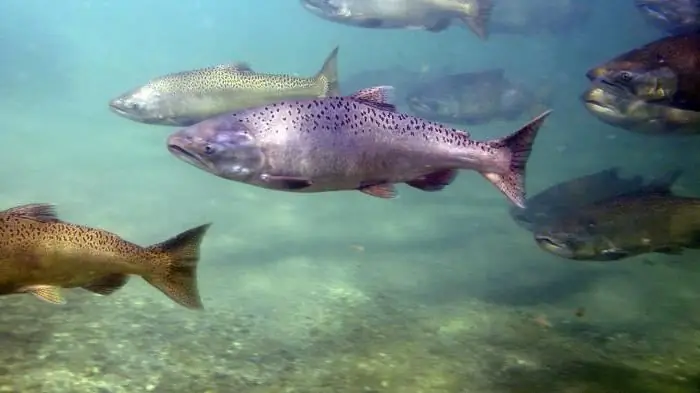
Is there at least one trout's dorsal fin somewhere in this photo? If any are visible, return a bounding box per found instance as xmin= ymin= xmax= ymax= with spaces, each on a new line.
xmin=350 ymin=86 xmax=397 ymax=111
xmin=216 ymin=62 xmax=253 ymax=72
xmin=1 ymin=203 xmax=59 ymax=222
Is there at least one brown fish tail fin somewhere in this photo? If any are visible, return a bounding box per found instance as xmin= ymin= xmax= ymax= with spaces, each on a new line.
xmin=481 ymin=110 xmax=552 ymax=208
xmin=315 ymin=46 xmax=340 ymax=97
xmin=456 ymin=0 xmax=493 ymax=40
xmin=144 ymin=223 xmax=212 ymax=310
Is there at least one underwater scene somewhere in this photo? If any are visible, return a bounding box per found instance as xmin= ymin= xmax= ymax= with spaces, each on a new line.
xmin=3 ymin=0 xmax=700 ymax=392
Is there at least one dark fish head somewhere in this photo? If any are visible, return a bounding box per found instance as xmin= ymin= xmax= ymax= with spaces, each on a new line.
xmin=534 ymin=225 xmax=630 ymax=262
xmin=109 ymin=84 xmax=176 ymax=126
xmin=593 ymin=67 xmax=678 ymax=102
xmin=166 ymin=117 xmax=265 ymax=182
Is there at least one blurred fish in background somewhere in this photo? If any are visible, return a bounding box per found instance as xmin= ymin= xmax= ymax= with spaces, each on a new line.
xmin=299 ymin=0 xmax=494 ymax=39
xmin=489 ymin=0 xmax=593 ymax=35
xmin=635 ymin=0 xmax=700 ymax=35
xmin=405 ymin=68 xmax=551 ymax=125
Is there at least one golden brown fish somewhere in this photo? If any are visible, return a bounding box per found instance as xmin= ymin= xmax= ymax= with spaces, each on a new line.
xmin=532 ymin=171 xmax=698 ymax=262
xmin=0 ymin=203 xmax=210 ymax=309
xmin=586 ymin=33 xmax=700 ymax=112
xmin=509 ymin=167 xmax=646 ymax=232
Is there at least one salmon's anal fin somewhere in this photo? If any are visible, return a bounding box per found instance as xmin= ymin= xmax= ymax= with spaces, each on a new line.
xmin=359 ymin=183 xmax=398 ymax=198
xmin=144 ymin=224 xmax=212 ymax=310
xmin=482 ymin=110 xmax=552 ymax=208
xmin=21 ymin=285 xmax=66 ymax=305
xmin=406 ymin=169 xmax=459 ymax=191
xmin=83 ymin=274 xmax=130 ymax=296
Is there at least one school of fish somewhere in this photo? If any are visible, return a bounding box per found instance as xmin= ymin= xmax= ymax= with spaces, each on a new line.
xmin=2 ymin=0 xmax=698 ymax=313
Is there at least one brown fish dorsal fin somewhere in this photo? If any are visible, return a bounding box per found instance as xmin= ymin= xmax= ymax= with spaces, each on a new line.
xmin=21 ymin=285 xmax=66 ymax=305
xmin=216 ymin=62 xmax=253 ymax=73
xmin=350 ymin=86 xmax=397 ymax=111
xmin=1 ymin=203 xmax=59 ymax=222
xmin=83 ymin=274 xmax=130 ymax=296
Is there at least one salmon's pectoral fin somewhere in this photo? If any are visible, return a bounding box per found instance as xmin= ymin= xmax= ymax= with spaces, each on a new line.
xmin=1 ymin=203 xmax=60 ymax=223
xmin=359 ymin=183 xmax=397 ymax=199
xmin=82 ymin=274 xmax=130 ymax=296
xmin=261 ymin=175 xmax=313 ymax=190
xmin=21 ymin=285 xmax=65 ymax=305
xmin=406 ymin=169 xmax=459 ymax=191
xmin=144 ymin=224 xmax=212 ymax=310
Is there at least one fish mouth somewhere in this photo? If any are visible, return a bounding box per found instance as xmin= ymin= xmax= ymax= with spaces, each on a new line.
xmin=583 ymin=99 xmax=614 ymax=113
xmin=534 ymin=234 xmax=576 ymax=259
xmin=167 ymin=144 xmax=209 ymax=169
xmin=108 ymin=102 xmax=129 ymax=116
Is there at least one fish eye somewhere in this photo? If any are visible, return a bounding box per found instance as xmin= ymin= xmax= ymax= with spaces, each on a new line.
xmin=618 ymin=72 xmax=633 ymax=83
xmin=203 ymin=144 xmax=215 ymax=155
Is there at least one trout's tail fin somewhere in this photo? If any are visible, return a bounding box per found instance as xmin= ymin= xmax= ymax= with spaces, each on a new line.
xmin=315 ymin=46 xmax=340 ymax=97
xmin=143 ymin=223 xmax=212 ymax=310
xmin=456 ymin=0 xmax=493 ymax=40
xmin=481 ymin=110 xmax=552 ymax=208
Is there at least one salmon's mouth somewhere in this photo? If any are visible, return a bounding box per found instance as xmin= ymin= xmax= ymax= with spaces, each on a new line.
xmin=108 ymin=102 xmax=129 ymax=116
xmin=583 ymin=99 xmax=623 ymax=119
xmin=167 ymin=144 xmax=209 ymax=169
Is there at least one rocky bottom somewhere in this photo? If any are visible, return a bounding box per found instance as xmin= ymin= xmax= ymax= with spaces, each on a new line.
xmin=1 ymin=274 xmax=699 ymax=393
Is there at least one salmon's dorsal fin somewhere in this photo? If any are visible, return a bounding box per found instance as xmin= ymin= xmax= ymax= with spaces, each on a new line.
xmin=1 ymin=203 xmax=60 ymax=223
xmin=216 ymin=62 xmax=253 ymax=73
xmin=350 ymin=86 xmax=397 ymax=112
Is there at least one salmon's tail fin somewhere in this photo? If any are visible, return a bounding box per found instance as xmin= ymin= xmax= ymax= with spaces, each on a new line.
xmin=315 ymin=46 xmax=340 ymax=97
xmin=481 ymin=110 xmax=552 ymax=208
xmin=455 ymin=0 xmax=493 ymax=40
xmin=143 ymin=223 xmax=212 ymax=310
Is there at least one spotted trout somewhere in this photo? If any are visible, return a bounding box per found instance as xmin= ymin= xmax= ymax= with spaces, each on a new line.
xmin=0 ymin=203 xmax=210 ymax=309
xmin=109 ymin=47 xmax=340 ymax=127
xmin=166 ymin=86 xmax=551 ymax=208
